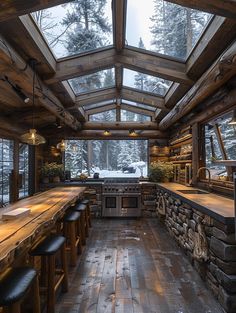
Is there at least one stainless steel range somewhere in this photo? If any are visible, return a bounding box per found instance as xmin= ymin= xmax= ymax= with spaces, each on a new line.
xmin=102 ymin=178 xmax=141 ymax=217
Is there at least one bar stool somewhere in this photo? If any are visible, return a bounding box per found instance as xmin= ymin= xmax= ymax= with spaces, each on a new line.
xmin=29 ymin=234 xmax=68 ymax=313
xmin=0 ymin=267 xmax=40 ymax=313
xmin=81 ymin=199 xmax=92 ymax=228
xmin=62 ymin=210 xmax=82 ymax=266
xmin=70 ymin=203 xmax=87 ymax=245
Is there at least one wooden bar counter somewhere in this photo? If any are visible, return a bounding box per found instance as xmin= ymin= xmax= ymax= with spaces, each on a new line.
xmin=0 ymin=186 xmax=85 ymax=272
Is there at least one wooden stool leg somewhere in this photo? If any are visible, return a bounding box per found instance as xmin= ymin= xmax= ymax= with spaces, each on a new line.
xmin=9 ymin=302 xmax=21 ymax=313
xmin=69 ymin=222 xmax=77 ymax=267
xmin=33 ymin=275 xmax=41 ymax=313
xmin=47 ymin=255 xmax=55 ymax=313
xmin=61 ymin=243 xmax=68 ymax=293
xmin=80 ymin=212 xmax=86 ymax=245
xmin=76 ymin=220 xmax=82 ymax=255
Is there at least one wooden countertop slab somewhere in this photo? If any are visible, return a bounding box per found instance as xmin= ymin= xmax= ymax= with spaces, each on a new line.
xmin=0 ymin=186 xmax=85 ymax=272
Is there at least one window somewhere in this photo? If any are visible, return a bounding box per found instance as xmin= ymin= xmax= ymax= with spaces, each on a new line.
xmin=89 ymin=110 xmax=116 ymax=121
xmin=121 ymin=110 xmax=151 ymax=122
xmin=65 ymin=140 xmax=148 ymax=178
xmin=68 ymin=68 xmax=115 ymax=95
xmin=19 ymin=144 xmax=29 ymax=199
xmin=32 ymin=0 xmax=113 ymax=59
xmin=126 ymin=0 xmax=212 ymax=60
xmin=0 ymin=139 xmax=14 ymax=206
xmin=123 ymin=68 xmax=172 ymax=96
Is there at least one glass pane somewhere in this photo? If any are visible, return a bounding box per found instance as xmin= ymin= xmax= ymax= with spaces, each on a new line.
xmin=123 ymin=68 xmax=172 ymax=96
xmin=19 ymin=144 xmax=29 ymax=199
xmin=219 ymin=114 xmax=236 ymax=160
xmin=121 ymin=110 xmax=151 ymax=121
xmin=68 ymin=68 xmax=115 ymax=95
xmin=205 ymin=124 xmax=226 ymax=181
xmin=89 ymin=110 xmax=116 ymax=121
xmin=122 ymin=100 xmax=156 ymax=112
xmin=65 ymin=140 xmax=148 ymax=178
xmin=31 ymin=0 xmax=113 ymax=59
xmin=126 ymin=0 xmax=212 ymax=60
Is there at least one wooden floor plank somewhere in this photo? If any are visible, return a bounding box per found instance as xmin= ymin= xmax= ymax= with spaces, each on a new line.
xmin=56 ymin=218 xmax=224 ymax=313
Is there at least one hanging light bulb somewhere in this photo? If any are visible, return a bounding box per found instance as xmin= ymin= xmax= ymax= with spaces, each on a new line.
xmin=57 ymin=139 xmax=67 ymax=151
xmin=129 ymin=129 xmax=137 ymax=137
xmin=103 ymin=130 xmax=111 ymax=136
xmin=20 ymin=60 xmax=46 ymax=145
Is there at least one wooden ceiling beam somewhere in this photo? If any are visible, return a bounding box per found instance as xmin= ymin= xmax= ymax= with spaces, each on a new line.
xmin=119 ymin=48 xmax=193 ymax=85
xmin=115 ymin=65 xmax=123 ymax=90
xmin=164 ymin=0 xmax=236 ymax=19
xmin=0 ymin=1 xmax=71 ymax=23
xmin=85 ymin=104 xmax=117 ymax=116
xmin=82 ymin=121 xmax=159 ymax=131
xmin=75 ymin=88 xmax=117 ymax=107
xmin=45 ymin=48 xmax=117 ymax=84
xmin=159 ymin=40 xmax=236 ymax=130
xmin=0 ymin=34 xmax=81 ymax=130
xmin=113 ymin=0 xmax=127 ymax=51
xmin=121 ymin=104 xmax=154 ymax=117
xmin=122 ymin=87 xmax=165 ymax=109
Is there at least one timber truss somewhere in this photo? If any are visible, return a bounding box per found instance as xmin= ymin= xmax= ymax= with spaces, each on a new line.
xmin=0 ymin=0 xmax=236 ymax=139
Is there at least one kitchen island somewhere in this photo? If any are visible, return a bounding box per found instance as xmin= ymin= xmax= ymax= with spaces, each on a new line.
xmin=0 ymin=186 xmax=86 ymax=272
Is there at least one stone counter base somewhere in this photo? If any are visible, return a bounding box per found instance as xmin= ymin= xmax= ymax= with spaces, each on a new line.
xmin=157 ymin=187 xmax=236 ymax=313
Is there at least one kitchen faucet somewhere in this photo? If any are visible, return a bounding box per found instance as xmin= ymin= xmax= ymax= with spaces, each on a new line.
xmin=197 ymin=167 xmax=212 ymax=192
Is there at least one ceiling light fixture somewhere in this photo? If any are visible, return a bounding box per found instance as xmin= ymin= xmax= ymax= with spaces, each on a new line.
xmin=103 ymin=130 xmax=111 ymax=136
xmin=228 ymin=110 xmax=236 ymax=125
xmin=129 ymin=129 xmax=137 ymax=137
xmin=20 ymin=60 xmax=46 ymax=145
xmin=56 ymin=139 xmax=67 ymax=152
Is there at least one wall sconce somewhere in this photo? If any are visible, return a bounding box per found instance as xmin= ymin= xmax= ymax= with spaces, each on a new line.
xmin=104 ymin=130 xmax=111 ymax=136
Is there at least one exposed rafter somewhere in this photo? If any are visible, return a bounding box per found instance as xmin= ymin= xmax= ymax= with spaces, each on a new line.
xmin=121 ymin=104 xmax=155 ymax=117
xmin=0 ymin=0 xmax=72 ymax=23
xmin=164 ymin=0 xmax=236 ymax=19
xmin=119 ymin=48 xmax=193 ymax=85
xmin=85 ymin=104 xmax=117 ymax=118
xmin=159 ymin=40 xmax=236 ymax=130
xmin=113 ymin=0 xmax=127 ymax=51
xmin=115 ymin=65 xmax=123 ymax=90
xmin=82 ymin=121 xmax=159 ymax=131
xmin=75 ymin=88 xmax=116 ymax=107
xmin=0 ymin=34 xmax=81 ymax=130
xmin=45 ymin=48 xmax=116 ymax=84
xmin=122 ymin=87 xmax=165 ymax=109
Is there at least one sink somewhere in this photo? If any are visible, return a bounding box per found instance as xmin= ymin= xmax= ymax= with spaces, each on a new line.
xmin=177 ymin=189 xmax=209 ymax=194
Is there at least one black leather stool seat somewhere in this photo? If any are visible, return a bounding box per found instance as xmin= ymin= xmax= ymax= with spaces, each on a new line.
xmin=72 ymin=203 xmax=86 ymax=211
xmin=30 ymin=234 xmax=65 ymax=256
xmin=0 ymin=267 xmax=36 ymax=306
xmin=63 ymin=210 xmax=80 ymax=222
xmin=81 ymin=199 xmax=89 ymax=205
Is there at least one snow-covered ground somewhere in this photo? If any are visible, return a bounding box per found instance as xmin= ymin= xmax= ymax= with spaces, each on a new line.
xmin=91 ymin=166 xmax=148 ymax=178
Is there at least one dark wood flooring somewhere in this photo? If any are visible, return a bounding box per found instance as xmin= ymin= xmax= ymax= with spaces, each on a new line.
xmin=56 ymin=218 xmax=224 ymax=313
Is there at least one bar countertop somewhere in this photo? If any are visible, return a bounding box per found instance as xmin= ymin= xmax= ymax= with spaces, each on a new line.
xmin=153 ymin=182 xmax=234 ymax=224
xmin=0 ymin=186 xmax=85 ymax=272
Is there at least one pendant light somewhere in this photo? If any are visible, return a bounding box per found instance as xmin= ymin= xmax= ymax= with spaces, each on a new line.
xmin=57 ymin=139 xmax=67 ymax=151
xmin=20 ymin=60 xmax=46 ymax=145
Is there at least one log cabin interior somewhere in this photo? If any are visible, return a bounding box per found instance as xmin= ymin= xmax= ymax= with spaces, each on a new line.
xmin=1 ymin=1 xmax=236 ymax=313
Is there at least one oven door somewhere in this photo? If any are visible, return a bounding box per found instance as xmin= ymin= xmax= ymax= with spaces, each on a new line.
xmin=102 ymin=195 xmax=120 ymax=217
xmin=121 ymin=194 xmax=141 ymax=217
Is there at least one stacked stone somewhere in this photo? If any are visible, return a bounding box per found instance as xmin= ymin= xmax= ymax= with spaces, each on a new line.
xmin=141 ymin=183 xmax=157 ymax=217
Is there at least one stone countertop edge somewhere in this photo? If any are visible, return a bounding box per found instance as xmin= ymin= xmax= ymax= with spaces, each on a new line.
xmin=156 ymin=183 xmax=234 ymax=225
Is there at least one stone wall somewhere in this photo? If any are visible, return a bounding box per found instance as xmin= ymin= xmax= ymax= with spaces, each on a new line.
xmin=141 ymin=183 xmax=157 ymax=217
xmin=156 ymin=186 xmax=236 ymax=313
xmin=83 ymin=184 xmax=102 ymax=217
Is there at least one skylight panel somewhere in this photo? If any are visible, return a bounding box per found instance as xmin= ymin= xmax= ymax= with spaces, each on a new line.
xmin=31 ymin=0 xmax=113 ymax=59
xmin=121 ymin=110 xmax=151 ymax=122
xmin=83 ymin=100 xmax=115 ymax=111
xmin=89 ymin=110 xmax=116 ymax=121
xmin=68 ymin=68 xmax=115 ymax=95
xmin=126 ymin=0 xmax=212 ymax=60
xmin=123 ymin=68 xmax=172 ymax=96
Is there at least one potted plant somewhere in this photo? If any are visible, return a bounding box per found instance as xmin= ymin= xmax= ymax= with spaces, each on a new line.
xmin=41 ymin=162 xmax=64 ymax=183
xmin=40 ymin=163 xmax=50 ymax=184
xmin=149 ymin=161 xmax=174 ymax=182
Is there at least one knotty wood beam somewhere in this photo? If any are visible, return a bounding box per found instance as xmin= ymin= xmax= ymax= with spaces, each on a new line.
xmin=164 ymin=83 xmax=190 ymax=109
xmin=82 ymin=121 xmax=159 ymax=131
xmin=119 ymin=48 xmax=193 ymax=85
xmin=122 ymin=87 xmax=165 ymax=109
xmin=45 ymin=48 xmax=116 ymax=84
xmin=164 ymin=0 xmax=236 ymax=19
xmin=113 ymin=0 xmax=126 ymax=51
xmin=0 ymin=1 xmax=71 ymax=23
xmin=121 ymin=104 xmax=154 ymax=117
xmin=0 ymin=34 xmax=81 ymax=130
xmin=85 ymin=104 xmax=117 ymax=116
xmin=75 ymin=88 xmax=116 ymax=107
xmin=159 ymin=40 xmax=236 ymax=130
xmin=115 ymin=65 xmax=123 ymax=90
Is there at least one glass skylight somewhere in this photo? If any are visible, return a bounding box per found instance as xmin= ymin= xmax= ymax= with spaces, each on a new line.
xmin=122 ymin=100 xmax=156 ymax=112
xmin=121 ymin=110 xmax=151 ymax=122
xmin=123 ymin=68 xmax=172 ymax=96
xmin=31 ymin=0 xmax=113 ymax=59
xmin=83 ymin=100 xmax=115 ymax=111
xmin=126 ymin=0 xmax=212 ymax=60
xmin=68 ymin=68 xmax=115 ymax=95
xmin=89 ymin=110 xmax=116 ymax=121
